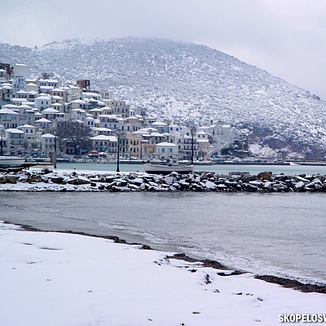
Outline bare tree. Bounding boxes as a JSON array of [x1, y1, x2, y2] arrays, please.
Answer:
[[56, 121, 92, 155], [39, 72, 54, 79]]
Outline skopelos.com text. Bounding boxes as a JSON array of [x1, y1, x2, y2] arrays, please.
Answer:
[[279, 314, 326, 323]]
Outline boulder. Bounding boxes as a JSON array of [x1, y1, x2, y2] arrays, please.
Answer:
[[257, 171, 273, 181], [5, 175, 18, 184], [67, 176, 91, 185]]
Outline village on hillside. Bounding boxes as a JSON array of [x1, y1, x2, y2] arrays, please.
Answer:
[[0, 62, 246, 164]]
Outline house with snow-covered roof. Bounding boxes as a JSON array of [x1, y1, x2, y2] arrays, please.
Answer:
[[0, 68, 6, 82], [99, 114, 119, 130], [25, 83, 38, 93], [50, 88, 67, 102], [37, 79, 59, 89], [90, 134, 117, 154], [26, 90, 38, 101], [4, 128, 24, 155], [34, 118, 52, 133], [0, 108, 19, 128], [51, 95, 64, 104], [15, 89, 28, 99], [0, 83, 12, 102], [89, 108, 104, 119], [103, 99, 130, 118], [10, 97, 28, 106], [40, 133, 56, 156], [121, 116, 142, 133], [93, 127, 113, 136], [86, 116, 95, 128], [71, 108, 87, 124], [151, 121, 169, 133], [70, 99, 88, 110], [41, 107, 65, 127], [12, 63, 30, 79], [51, 102, 64, 113], [35, 95, 51, 111], [18, 124, 39, 151], [155, 142, 179, 160]]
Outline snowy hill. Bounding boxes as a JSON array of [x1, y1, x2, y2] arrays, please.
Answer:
[[1, 37, 326, 159]]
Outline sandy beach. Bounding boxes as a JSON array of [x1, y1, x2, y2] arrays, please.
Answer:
[[1, 221, 325, 326]]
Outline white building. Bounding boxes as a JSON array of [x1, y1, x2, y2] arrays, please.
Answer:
[[12, 63, 30, 78], [90, 135, 117, 154], [4, 128, 24, 155], [18, 124, 39, 151], [35, 95, 51, 111], [0, 108, 19, 128], [40, 133, 56, 156], [155, 142, 179, 160]]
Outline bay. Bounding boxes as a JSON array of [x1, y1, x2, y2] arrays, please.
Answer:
[[57, 161, 326, 176], [1, 180, 325, 285]]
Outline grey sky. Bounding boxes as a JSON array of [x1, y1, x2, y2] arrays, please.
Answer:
[[2, 0, 326, 99]]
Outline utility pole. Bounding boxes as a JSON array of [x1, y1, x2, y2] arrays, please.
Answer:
[[191, 127, 196, 165], [54, 131, 57, 169], [116, 130, 120, 172], [0, 132, 3, 156]]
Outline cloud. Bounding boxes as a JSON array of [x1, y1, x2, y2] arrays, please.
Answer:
[[1, 0, 326, 99]]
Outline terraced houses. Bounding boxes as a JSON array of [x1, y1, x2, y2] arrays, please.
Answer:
[[0, 62, 240, 161]]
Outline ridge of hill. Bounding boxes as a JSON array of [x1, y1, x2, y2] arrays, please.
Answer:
[[1, 37, 325, 159]]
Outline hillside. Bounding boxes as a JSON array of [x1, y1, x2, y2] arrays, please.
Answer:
[[1, 37, 326, 159]]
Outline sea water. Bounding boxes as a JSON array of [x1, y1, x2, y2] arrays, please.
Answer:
[[57, 161, 326, 176], [1, 189, 325, 285]]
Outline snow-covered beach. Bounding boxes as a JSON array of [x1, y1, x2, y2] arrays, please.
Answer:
[[1, 221, 325, 326]]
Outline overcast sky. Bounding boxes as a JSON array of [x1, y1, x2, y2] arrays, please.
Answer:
[[2, 0, 326, 100]]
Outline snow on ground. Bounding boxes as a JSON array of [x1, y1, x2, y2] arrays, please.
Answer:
[[0, 221, 325, 326]]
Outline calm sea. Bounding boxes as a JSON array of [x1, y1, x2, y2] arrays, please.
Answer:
[[56, 161, 326, 176], [1, 163, 326, 285]]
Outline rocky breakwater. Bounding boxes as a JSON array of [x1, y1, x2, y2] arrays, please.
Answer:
[[0, 168, 326, 193]]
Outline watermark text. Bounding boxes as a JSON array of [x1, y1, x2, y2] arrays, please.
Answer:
[[279, 314, 326, 323]]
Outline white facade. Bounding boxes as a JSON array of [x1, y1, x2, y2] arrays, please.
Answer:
[[19, 124, 39, 150], [35, 95, 51, 111], [4, 128, 24, 154], [90, 135, 117, 154], [155, 142, 179, 159], [40, 133, 56, 156], [0, 108, 19, 128], [12, 63, 30, 78]]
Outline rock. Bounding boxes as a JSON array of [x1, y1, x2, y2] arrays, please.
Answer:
[[128, 184, 140, 191], [172, 182, 181, 189], [249, 180, 263, 187], [257, 171, 273, 181], [205, 180, 217, 190], [295, 175, 310, 183], [115, 179, 128, 187], [163, 176, 174, 185], [216, 184, 227, 190], [294, 181, 305, 191], [5, 175, 18, 184], [274, 174, 288, 182], [28, 174, 42, 183], [67, 176, 91, 185], [51, 176, 65, 184], [128, 177, 144, 186]]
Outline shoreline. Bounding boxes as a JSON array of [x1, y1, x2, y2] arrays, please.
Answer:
[[6, 221, 326, 295]]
